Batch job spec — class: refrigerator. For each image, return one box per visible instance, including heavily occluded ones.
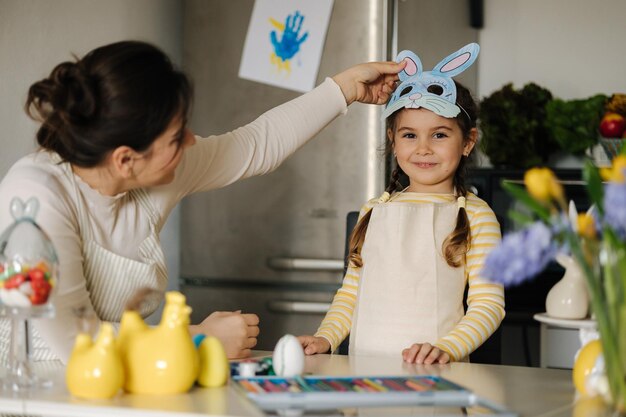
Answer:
[180,0,478,350]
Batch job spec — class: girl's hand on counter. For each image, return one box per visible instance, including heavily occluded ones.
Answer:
[332,60,406,106]
[402,342,451,365]
[191,311,260,359]
[297,335,331,355]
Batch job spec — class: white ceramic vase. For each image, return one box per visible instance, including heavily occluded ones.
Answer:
[546,254,589,319]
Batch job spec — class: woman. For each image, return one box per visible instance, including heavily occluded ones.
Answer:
[0,40,404,363]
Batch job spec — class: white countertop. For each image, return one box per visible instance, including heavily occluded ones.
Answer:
[0,352,600,417]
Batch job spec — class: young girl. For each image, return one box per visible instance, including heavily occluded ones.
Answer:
[298,44,505,364]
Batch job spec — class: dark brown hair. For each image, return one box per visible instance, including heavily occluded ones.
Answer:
[348,81,478,269]
[25,41,192,167]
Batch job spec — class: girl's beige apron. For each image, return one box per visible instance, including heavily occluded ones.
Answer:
[0,162,168,362]
[349,200,467,359]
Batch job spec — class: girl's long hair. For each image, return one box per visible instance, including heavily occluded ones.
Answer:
[348,81,478,269]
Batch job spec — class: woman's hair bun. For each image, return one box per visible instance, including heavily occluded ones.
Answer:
[47,61,98,125]
[26,41,192,167]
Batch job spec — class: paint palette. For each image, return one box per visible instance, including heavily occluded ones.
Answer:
[233,375,515,415]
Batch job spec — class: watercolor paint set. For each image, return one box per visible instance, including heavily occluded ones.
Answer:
[233,375,516,415]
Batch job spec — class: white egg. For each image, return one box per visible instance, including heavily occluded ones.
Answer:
[272,334,305,377]
[0,288,31,307]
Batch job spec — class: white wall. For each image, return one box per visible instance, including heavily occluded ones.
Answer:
[0,0,182,176]
[0,0,183,317]
[478,0,626,100]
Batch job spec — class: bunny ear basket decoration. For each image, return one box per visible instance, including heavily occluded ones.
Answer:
[382,43,480,120]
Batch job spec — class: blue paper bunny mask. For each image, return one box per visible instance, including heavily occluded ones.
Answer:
[382,43,480,120]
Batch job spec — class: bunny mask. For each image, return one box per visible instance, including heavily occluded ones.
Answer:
[382,43,480,120]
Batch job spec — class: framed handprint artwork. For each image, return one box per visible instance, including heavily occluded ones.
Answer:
[238,0,334,93]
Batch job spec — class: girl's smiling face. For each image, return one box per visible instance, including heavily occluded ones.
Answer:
[388,108,476,194]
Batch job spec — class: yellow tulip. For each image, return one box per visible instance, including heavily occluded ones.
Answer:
[600,155,626,183]
[524,168,564,203]
[577,213,596,239]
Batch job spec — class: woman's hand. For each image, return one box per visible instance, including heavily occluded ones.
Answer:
[191,311,260,359]
[332,60,406,106]
[297,335,331,355]
[402,342,451,365]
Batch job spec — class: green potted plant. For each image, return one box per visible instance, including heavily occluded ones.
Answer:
[479,83,558,168]
[545,94,607,156]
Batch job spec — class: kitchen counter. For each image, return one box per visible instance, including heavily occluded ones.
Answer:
[0,352,603,417]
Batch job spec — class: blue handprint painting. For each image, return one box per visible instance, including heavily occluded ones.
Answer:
[269,11,309,73]
[239,0,334,93]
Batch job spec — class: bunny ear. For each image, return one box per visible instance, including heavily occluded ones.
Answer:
[9,197,25,221]
[432,43,480,77]
[23,197,40,220]
[395,50,422,81]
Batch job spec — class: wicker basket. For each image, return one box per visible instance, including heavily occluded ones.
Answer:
[599,136,626,160]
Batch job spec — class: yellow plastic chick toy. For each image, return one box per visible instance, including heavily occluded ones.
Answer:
[197,336,229,388]
[66,323,124,399]
[120,291,199,394]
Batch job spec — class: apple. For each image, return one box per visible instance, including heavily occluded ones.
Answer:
[600,112,626,138]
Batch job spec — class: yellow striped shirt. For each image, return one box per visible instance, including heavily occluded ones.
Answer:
[314,192,506,361]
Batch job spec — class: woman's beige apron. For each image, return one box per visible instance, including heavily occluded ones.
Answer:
[65,161,169,322]
[349,200,466,359]
[0,162,169,363]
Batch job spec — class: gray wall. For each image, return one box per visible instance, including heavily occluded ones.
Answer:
[0,0,183,176]
[478,0,626,99]
[396,0,478,92]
